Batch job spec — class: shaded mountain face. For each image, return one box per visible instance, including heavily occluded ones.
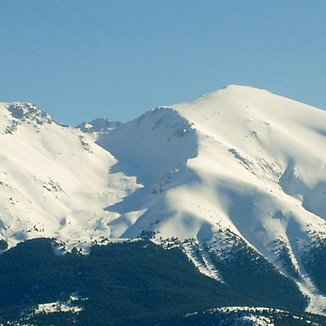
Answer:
[0,85,326,316]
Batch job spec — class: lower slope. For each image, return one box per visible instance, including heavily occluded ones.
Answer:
[166,307,326,326]
[0,238,312,325]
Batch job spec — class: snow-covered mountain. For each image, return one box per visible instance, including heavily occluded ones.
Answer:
[0,102,139,250]
[1,85,326,315]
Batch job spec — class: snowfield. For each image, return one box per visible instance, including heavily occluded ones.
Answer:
[0,85,325,314]
[0,102,139,250]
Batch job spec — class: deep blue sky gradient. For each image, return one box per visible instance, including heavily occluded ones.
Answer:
[1,1,325,125]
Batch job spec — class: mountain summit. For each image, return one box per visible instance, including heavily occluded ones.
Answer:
[1,85,326,315]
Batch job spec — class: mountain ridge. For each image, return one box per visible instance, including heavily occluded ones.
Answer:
[0,85,326,315]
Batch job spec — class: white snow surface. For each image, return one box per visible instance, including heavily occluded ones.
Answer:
[1,86,326,313]
[34,301,83,315]
[186,306,318,326]
[206,307,276,326]
[0,102,139,250]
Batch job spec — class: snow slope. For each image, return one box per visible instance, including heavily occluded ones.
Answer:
[0,86,326,313]
[98,85,326,313]
[98,86,326,245]
[0,102,139,249]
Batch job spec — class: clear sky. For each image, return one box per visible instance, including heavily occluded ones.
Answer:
[1,0,325,125]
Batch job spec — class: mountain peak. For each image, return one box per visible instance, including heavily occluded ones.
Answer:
[184,84,277,106]
[6,102,54,125]
[77,118,121,133]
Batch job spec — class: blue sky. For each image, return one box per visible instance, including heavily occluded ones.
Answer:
[1,1,325,125]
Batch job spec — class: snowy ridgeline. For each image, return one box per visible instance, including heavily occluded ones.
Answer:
[0,85,325,315]
[183,306,325,326]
